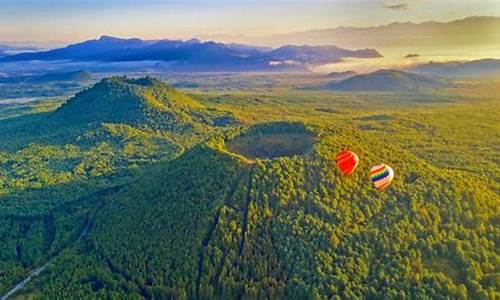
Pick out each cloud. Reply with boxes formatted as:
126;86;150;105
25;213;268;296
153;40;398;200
379;0;421;11
383;3;409;10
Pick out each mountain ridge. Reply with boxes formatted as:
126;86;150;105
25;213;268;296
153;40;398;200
32;70;93;82
0;36;382;71
323;69;448;91
407;58;500;78
204;16;500;50
290;16;499;34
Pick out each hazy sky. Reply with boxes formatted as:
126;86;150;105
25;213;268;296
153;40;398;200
0;0;499;45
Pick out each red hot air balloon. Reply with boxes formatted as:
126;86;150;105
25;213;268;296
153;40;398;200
336;150;359;176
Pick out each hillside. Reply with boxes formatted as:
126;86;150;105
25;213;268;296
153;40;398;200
0;76;236;163
0;70;93;84
264;45;381;65
325;70;356;79
31;70;93;82
408;59;500;78
325;70;448;91
52;76;233;131
14;120;499;299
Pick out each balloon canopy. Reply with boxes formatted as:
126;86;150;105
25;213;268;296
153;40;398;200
370;164;394;191
336;150;359;176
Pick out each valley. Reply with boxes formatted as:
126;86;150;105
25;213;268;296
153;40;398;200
0;73;498;298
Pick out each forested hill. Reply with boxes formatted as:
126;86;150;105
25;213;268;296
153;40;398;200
52;76;230;131
26;122;499;299
0;76;236;154
325;70;448;91
0;77;237;296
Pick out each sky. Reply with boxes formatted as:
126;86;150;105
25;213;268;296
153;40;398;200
0;0;499;45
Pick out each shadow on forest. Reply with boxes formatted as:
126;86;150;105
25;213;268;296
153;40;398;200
0;111;91;152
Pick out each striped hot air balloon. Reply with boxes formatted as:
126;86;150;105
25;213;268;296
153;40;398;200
370;164;394;191
336;150;359;176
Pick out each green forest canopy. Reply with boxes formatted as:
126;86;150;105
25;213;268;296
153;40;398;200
0;76;498;299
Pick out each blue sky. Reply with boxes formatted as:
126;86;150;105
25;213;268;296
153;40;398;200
0;0;499;44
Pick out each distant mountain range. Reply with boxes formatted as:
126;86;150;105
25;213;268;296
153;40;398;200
0;70;93;84
407;59;500;78
325;71;356;80
0;36;381;72
322;70;448;91
206;16;500;51
34;70;93;82
264;45;380;65
0;44;40;55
